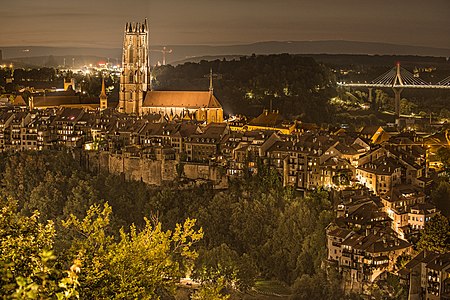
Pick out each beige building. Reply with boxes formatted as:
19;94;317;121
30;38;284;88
356;156;402;195
379;185;437;238
408;203;439;230
327;226;412;286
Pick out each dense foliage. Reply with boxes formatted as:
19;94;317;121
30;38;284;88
417;214;450;254
0;151;354;299
431;180;450;217
153;54;336;122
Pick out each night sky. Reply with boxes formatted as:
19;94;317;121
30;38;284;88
1;0;449;49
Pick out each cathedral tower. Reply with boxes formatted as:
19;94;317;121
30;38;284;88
118;19;149;115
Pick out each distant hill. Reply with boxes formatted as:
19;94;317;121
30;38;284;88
167;41;450;65
2;40;450;67
173;54;450;70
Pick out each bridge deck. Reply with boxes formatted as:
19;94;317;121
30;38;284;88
338;83;450;89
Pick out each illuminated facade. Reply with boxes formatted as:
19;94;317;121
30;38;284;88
117;20;223;123
118;20;149;114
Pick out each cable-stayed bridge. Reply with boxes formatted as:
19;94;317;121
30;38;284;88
337;63;450;117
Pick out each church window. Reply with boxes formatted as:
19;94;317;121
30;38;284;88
128;48;134;63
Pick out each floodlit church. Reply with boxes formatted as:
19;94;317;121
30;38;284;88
117;19;224;124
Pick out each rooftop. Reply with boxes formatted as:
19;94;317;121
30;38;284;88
143;91;222;109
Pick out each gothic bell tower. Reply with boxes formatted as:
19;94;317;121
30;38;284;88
118;19;149;115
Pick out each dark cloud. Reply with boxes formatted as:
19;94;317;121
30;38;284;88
0;0;448;48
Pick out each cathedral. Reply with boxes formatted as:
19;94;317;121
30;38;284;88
117;20;224;124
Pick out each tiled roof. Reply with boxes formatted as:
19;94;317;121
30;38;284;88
360;126;381;136
410;202;437;214
366;237;411;253
143;91;222;108
249;110;286;127
53;108;84;122
426;253;450;271
359;156;402;175
33;94;100;109
328;227;353;239
13;95;27;106
341;233;365;247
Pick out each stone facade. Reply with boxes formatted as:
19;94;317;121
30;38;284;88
118;20;149;115
82;150;227;188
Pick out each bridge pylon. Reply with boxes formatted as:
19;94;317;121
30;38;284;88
392;87;403;118
368;87;375;110
392;62;404;117
393;62;404;86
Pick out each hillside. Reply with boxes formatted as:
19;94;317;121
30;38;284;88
2;40;450;67
152;54;335;122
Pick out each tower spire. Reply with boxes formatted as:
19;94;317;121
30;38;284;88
99;75;108;110
100;76;106;97
209;68;213;94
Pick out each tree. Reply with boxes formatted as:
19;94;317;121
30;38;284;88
230;197;276;255
23;171;67;221
0;200;79;299
431;181;450;217
191;277;230;300
417;215;450;253
2;151;83;211
375;89;390;111
400;98;418;115
395;253;412;270
11;250;81;300
0;201;55;295
192;244;257;291
439;108;450;119
265;191;334;284
290;270;345;300
62;203;203;299
436;147;450;169
196;192;235;248
63;177;100;220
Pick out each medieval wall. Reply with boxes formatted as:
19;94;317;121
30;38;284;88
82;151;227;188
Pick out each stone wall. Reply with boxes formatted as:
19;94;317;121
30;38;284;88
82;151;227;188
